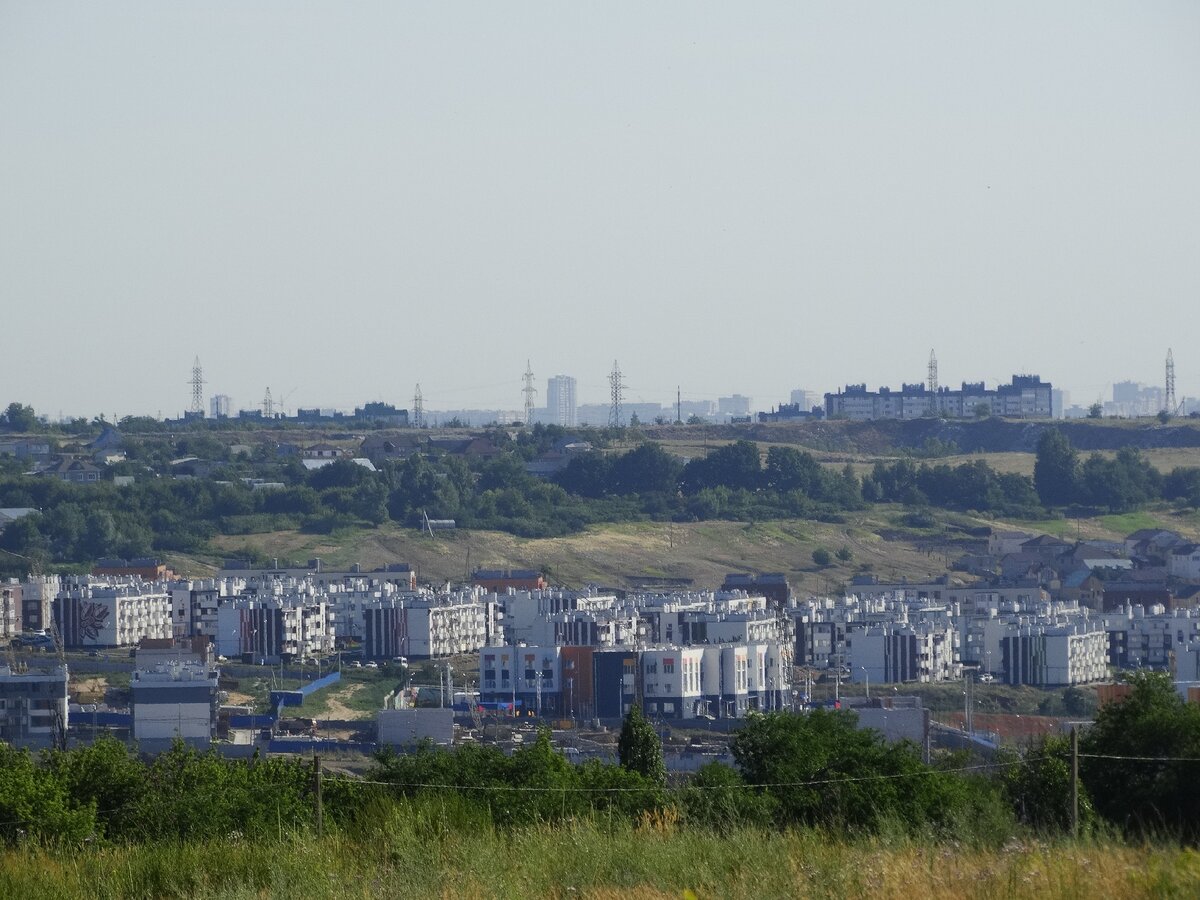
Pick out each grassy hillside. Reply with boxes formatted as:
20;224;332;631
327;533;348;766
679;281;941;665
178;503;1200;592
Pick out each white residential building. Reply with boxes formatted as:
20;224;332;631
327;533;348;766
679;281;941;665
0;580;20;640
641;646;706;719
1001;621;1108;687
215;597;334;660
131;661;219;750
546;376;577;427
361;594;494;659
850;621;961;684
1169;544;1200;581
54;579;172;647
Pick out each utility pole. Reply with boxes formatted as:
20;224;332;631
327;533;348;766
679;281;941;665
608;360;623;428
1166;348;1177;415
190;356;205;416
522;360;537;426
313;754;323;838
412;384;424;429
1071;726;1079;838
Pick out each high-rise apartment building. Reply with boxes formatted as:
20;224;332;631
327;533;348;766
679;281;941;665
209;394;232;418
546;376;577;427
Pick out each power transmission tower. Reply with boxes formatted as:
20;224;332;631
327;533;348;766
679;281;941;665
262;387;274;419
522;360;537;426
676;386;682;425
927;349;938;393
412;384;424;428
608;360;624;428
190;356;205;416
1166;348;1177;415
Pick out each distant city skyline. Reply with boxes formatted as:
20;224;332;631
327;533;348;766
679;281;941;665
11;350;1200;423
3;3;1197;418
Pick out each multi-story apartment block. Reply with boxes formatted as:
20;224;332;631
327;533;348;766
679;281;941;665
826;375;1052;420
131;661;219;751
0;579;21;639
54;579;172;647
545;375;577;427
0;664;68;749
215;597;334;661
361;594;494;660
170;579;228;641
209;394;232;418
216;560;416;592
479;641;790;721
1103;606;1200;670
849;622;961;684
20;574;59;633
1000;621;1108;687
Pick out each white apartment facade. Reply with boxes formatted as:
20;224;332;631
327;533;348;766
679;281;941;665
54;580;172;647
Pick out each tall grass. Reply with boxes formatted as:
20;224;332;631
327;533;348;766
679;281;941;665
3;803;1198;900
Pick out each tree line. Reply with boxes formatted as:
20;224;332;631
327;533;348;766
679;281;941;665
3;426;1198;575
0;673;1196;846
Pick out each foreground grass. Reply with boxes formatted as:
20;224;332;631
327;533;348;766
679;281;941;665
4;820;1199;899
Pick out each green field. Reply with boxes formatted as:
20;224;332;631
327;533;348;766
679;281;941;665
2;823;1196;899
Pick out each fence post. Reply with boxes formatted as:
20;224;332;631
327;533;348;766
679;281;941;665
314;754;323;838
1070;727;1079;838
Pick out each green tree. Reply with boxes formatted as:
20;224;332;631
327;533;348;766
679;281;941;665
730;710;987;833
1087;402;1103;419
617;705;666;786
609;443;682;495
812;548;832;567
835;546;853;563
0;744;94;843
1033;429;1078;506
1;403;38;432
1080;671;1200;837
680;440;761;493
1000;735;1093;832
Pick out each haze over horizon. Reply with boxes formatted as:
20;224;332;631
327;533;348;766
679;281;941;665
2;3;1198;419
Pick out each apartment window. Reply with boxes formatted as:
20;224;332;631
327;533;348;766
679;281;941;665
663;661;675;674
645;662;657;674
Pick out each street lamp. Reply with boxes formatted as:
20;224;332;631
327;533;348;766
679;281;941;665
860;666;870;701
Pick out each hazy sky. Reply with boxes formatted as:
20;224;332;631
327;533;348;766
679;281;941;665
2;2;1198;418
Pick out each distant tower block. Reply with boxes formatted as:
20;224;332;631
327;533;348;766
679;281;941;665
190;356;205;416
412;384;424;429
927;349;938;394
522;360;537;426
1166;348;1177;414
608;360;624;428
262;387;274;419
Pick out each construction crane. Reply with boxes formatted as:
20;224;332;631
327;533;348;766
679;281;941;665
275;387;300;418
